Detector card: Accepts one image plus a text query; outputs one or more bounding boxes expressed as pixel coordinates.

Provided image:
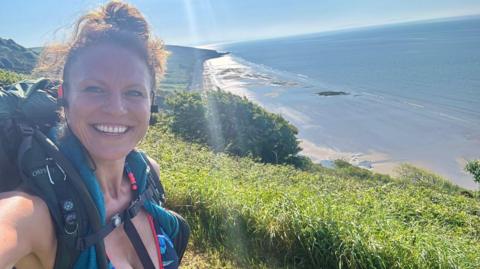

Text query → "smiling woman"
[0,1,189,269]
[65,43,152,162]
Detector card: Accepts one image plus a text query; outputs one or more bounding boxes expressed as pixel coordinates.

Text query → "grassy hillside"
[0,38,39,73]
[141,125,480,269]
[160,45,225,92]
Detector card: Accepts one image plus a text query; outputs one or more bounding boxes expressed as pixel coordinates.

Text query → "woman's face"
[65,43,152,162]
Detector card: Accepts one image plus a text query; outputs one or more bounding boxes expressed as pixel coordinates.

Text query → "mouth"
[92,124,130,135]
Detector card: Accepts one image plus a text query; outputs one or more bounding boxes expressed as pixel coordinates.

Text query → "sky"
[0,0,479,48]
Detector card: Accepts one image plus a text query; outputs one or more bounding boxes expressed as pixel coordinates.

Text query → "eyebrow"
[76,79,109,89]
[76,80,148,91]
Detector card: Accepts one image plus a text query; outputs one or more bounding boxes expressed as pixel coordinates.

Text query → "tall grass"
[396,164,466,194]
[141,126,480,268]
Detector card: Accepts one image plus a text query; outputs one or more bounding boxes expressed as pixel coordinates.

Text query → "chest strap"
[76,187,154,251]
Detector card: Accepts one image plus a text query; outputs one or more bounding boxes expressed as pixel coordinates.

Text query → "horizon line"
[196,13,480,49]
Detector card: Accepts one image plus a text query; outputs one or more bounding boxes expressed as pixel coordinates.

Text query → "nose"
[103,91,127,116]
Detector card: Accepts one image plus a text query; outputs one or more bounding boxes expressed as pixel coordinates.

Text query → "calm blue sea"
[214,16,480,188]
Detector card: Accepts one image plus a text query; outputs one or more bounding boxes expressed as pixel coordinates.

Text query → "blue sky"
[0,0,479,48]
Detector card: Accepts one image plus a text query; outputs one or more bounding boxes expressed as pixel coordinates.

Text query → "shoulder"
[0,191,56,268]
[0,190,51,229]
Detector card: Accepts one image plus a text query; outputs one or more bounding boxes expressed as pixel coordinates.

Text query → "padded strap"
[34,131,108,269]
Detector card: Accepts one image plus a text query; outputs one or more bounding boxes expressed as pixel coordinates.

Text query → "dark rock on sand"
[316,91,349,96]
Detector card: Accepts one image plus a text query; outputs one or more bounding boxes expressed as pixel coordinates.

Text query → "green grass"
[396,164,466,194]
[141,125,480,269]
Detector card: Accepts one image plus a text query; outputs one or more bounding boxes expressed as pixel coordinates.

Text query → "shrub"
[465,160,480,184]
[164,90,303,167]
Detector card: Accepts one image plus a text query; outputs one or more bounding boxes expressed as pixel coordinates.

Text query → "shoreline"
[202,53,478,189]
[202,54,403,178]
[189,48,228,91]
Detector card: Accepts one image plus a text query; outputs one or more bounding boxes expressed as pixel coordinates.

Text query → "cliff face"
[0,38,39,73]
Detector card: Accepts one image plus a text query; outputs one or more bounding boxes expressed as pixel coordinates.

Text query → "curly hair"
[35,0,168,92]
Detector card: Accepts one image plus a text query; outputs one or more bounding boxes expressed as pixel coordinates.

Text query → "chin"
[86,147,133,162]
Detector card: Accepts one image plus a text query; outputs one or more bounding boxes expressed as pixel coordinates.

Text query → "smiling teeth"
[94,124,128,134]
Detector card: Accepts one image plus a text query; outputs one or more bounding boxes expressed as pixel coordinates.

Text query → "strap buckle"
[112,213,122,228]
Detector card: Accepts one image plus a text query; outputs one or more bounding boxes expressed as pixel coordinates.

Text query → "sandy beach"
[202,54,479,189]
[203,55,401,175]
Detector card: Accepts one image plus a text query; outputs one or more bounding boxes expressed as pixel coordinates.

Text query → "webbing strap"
[76,188,153,250]
[124,217,156,269]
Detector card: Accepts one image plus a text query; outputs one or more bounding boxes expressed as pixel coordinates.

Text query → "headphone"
[57,84,67,107]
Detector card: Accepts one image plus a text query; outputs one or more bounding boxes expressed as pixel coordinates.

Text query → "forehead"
[67,43,151,89]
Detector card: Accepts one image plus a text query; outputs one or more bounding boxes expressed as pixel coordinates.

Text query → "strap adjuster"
[126,201,142,219]
[112,213,122,227]
[17,123,34,136]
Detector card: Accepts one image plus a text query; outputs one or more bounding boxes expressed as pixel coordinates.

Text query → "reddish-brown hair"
[35,0,167,92]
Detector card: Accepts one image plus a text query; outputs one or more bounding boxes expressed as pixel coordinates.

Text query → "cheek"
[136,104,151,129]
[64,97,91,123]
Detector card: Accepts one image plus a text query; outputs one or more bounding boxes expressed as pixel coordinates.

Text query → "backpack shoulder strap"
[17,130,108,269]
[140,152,190,263]
[142,152,166,205]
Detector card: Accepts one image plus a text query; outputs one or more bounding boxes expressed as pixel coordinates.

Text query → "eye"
[83,86,104,93]
[125,89,145,97]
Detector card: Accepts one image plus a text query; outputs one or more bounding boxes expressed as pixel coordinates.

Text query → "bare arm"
[0,191,56,269]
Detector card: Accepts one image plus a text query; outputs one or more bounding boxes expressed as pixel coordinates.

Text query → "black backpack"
[0,78,170,268]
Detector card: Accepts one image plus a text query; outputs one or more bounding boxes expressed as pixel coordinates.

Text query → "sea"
[205,16,480,189]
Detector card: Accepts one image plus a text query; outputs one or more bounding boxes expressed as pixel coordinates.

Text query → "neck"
[93,157,129,200]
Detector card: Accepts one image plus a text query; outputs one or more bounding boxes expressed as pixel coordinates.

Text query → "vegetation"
[3,36,478,268]
[159,46,224,92]
[0,38,222,91]
[396,164,466,194]
[0,68,27,86]
[142,125,480,269]
[465,160,480,184]
[163,90,307,167]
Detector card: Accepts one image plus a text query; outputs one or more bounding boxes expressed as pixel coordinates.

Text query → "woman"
[0,1,189,268]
